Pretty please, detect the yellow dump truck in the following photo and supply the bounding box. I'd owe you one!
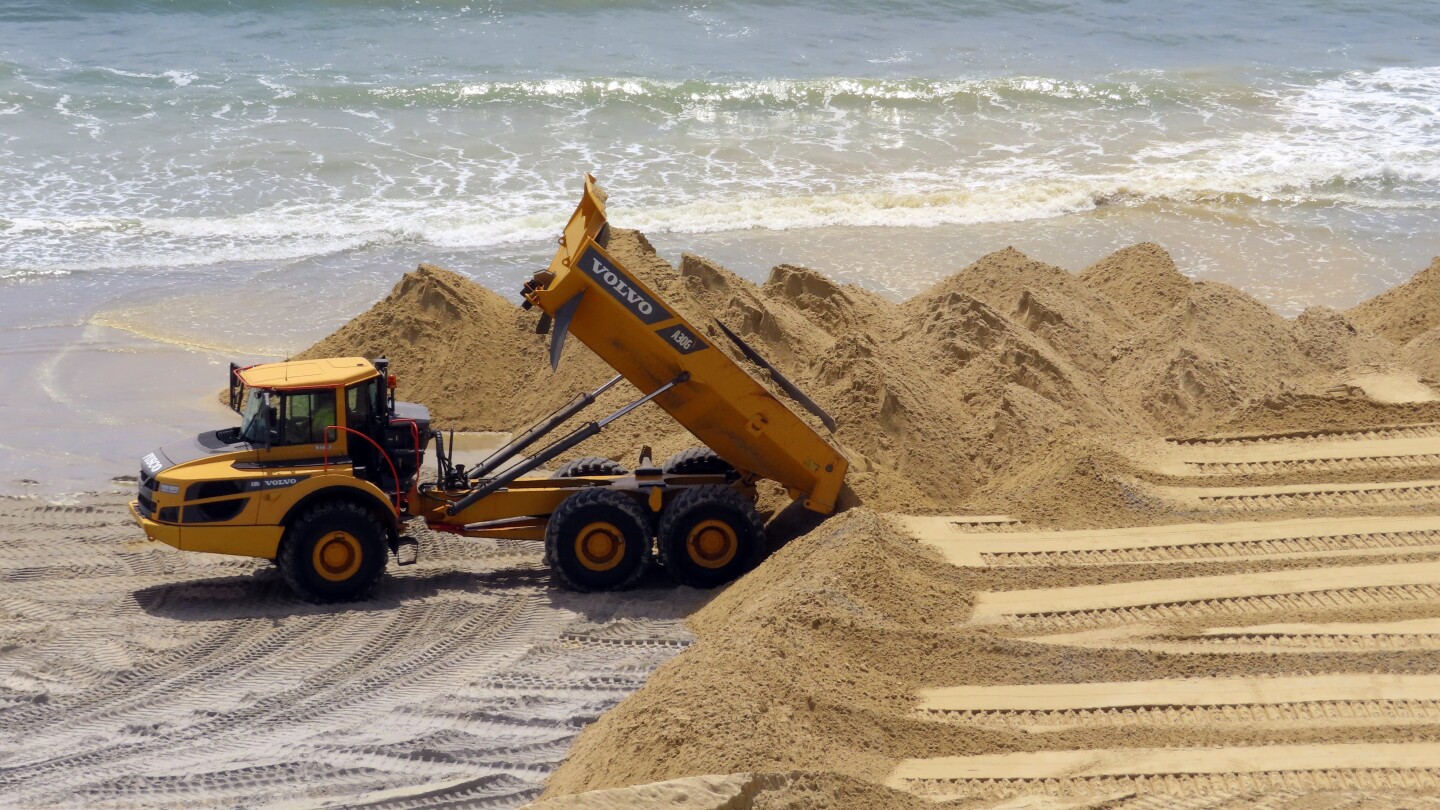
[131,176,848,602]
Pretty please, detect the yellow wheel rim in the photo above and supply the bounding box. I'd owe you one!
[574,521,625,572]
[687,519,738,569]
[313,531,363,582]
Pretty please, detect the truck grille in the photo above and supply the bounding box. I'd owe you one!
[137,465,157,519]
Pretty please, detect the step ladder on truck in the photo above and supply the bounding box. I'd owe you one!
[129,175,848,602]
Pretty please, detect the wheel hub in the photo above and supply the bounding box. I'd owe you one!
[575,521,625,571]
[313,531,363,582]
[687,519,738,569]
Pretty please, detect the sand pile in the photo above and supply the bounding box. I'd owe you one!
[529,771,932,810]
[288,241,1440,809]
[301,235,1432,517]
[1406,329,1440,380]
[1347,257,1440,344]
[300,264,614,426]
[539,506,1440,805]
[322,239,1421,514]
[1346,257,1440,382]
[1077,241,1192,325]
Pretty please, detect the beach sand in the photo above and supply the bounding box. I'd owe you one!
[5,233,1440,808]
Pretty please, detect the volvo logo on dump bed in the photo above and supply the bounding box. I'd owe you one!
[579,246,671,325]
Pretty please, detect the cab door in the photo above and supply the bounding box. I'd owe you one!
[251,387,348,525]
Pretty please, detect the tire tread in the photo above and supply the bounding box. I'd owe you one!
[278,500,388,603]
[656,484,765,588]
[543,488,651,592]
[552,456,629,478]
[661,447,735,476]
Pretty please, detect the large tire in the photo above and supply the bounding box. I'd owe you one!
[278,500,388,603]
[661,447,735,476]
[657,485,765,589]
[544,489,651,592]
[552,456,629,478]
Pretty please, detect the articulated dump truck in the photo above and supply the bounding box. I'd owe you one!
[130,176,849,602]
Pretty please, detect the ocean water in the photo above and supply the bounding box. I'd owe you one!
[1,0,1438,493]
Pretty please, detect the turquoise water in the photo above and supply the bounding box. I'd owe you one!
[1,0,1438,492]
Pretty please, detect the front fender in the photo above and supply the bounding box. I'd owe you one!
[265,473,400,536]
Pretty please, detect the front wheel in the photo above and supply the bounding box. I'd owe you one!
[278,501,388,603]
[544,489,651,592]
[657,485,765,589]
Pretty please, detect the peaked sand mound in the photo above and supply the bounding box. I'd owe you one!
[292,238,1440,809]
[301,237,1435,516]
[1078,241,1193,325]
[1348,257,1440,344]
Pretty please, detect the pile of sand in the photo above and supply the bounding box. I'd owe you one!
[538,507,1440,803]
[1347,257,1440,344]
[1346,257,1440,382]
[297,239,1440,809]
[303,232,1425,514]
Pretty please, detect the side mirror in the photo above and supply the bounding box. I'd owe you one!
[228,363,243,413]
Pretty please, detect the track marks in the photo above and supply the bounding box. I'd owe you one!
[893,422,1440,807]
[971,562,1440,631]
[1189,480,1440,511]
[896,515,1440,568]
[888,744,1440,801]
[1189,618,1440,652]
[914,674,1440,730]
[1167,424,1440,447]
[0,496,694,809]
[1186,453,1440,475]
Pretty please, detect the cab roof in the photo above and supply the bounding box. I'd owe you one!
[238,357,379,390]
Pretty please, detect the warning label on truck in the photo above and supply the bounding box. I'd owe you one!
[579,246,671,325]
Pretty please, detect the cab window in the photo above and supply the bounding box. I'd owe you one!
[345,378,379,431]
[279,390,337,445]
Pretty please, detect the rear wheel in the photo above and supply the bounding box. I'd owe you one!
[278,501,388,603]
[661,447,735,476]
[657,485,765,589]
[552,456,629,478]
[544,489,651,592]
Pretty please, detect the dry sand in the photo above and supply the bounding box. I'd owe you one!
[9,232,1440,809]
[512,242,1439,808]
[0,492,709,808]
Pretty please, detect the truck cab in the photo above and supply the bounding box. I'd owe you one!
[131,356,430,599]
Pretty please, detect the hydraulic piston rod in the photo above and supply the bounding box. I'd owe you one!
[445,372,689,516]
[467,373,623,481]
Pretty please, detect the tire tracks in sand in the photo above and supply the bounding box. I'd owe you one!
[886,422,1440,806]
[0,495,700,809]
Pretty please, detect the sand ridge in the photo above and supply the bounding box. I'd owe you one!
[506,247,1440,808]
[302,234,1434,522]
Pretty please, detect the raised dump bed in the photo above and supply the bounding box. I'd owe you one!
[522,175,848,514]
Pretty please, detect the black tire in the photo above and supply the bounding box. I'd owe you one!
[278,500,388,603]
[552,456,629,478]
[661,447,735,476]
[657,485,765,589]
[544,489,651,592]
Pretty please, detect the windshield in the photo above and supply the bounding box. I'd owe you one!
[239,389,270,444]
